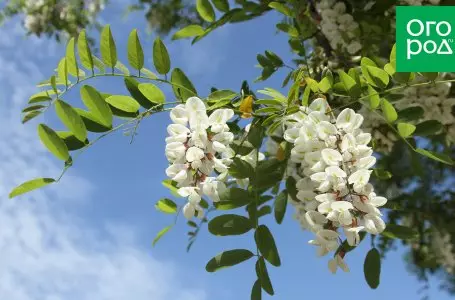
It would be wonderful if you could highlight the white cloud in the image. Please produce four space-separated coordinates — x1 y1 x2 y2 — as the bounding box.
0 22 206 300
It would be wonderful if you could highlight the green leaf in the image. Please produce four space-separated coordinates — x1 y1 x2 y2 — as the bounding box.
127 29 144 71
55 100 87 142
255 225 281 267
208 214 253 236
28 90 56 104
380 99 397 123
301 85 311 106
285 177 297 201
22 105 45 113
397 106 424 122
257 54 270 67
80 85 113 128
365 66 390 89
57 58 68 86
22 111 41 124
66 37 79 77
338 71 360 97
366 85 380 109
276 23 298 38
152 225 173 247
9 178 55 199
414 120 443 136
171 68 197 101
138 83 166 104
105 95 140 113
155 198 178 214
172 25 205 40
255 258 274 295
318 77 332 93
268 2 292 16
206 249 254 272
251 280 262 300
248 124 265 148
305 77 319 92
115 61 130 75
100 25 117 68
229 157 255 179
212 0 229 12
207 89 236 102
364 248 381 289
74 108 112 133
216 188 254 210
124 78 154 109
77 30 93 71
92 55 105 73
414 148 454 165
397 122 416 138
274 190 287 224
265 51 283 67
56 131 88 151
153 37 171 74
37 124 70 161
257 205 272 218
162 179 180 197
197 0 216 22
140 68 158 79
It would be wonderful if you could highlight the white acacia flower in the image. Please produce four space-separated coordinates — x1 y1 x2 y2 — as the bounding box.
328 255 349 274
186 147 205 162
165 164 188 183
364 213 386 234
183 202 204 220
348 169 372 192
304 211 328 231
202 178 226 202
327 201 354 226
170 104 189 125
209 109 234 133
165 142 186 163
344 226 364 246
309 229 340 256
178 187 202 205
321 148 343 166
317 121 338 140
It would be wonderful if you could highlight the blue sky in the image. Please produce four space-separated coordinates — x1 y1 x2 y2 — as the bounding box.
0 1 452 299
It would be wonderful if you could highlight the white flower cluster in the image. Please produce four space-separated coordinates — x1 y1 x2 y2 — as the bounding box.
401 0 440 5
283 99 387 273
397 81 455 144
165 97 234 220
431 229 455 274
316 0 362 55
22 0 105 34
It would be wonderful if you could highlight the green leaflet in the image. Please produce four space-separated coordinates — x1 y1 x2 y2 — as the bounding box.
254 225 281 267
100 25 117 68
37 124 70 161
80 85 113 128
127 29 144 71
9 178 55 199
138 83 166 104
170 68 197 101
172 25 205 40
196 0 216 22
274 190 287 224
65 37 79 78
208 214 253 236
77 30 94 71
105 95 140 113
364 248 381 289
55 100 87 142
155 198 178 214
205 249 254 272
152 225 173 247
153 37 171 74
397 122 416 138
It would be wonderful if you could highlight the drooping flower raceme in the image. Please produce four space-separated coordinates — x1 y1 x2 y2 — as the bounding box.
316 0 362 55
283 98 388 273
165 97 234 219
